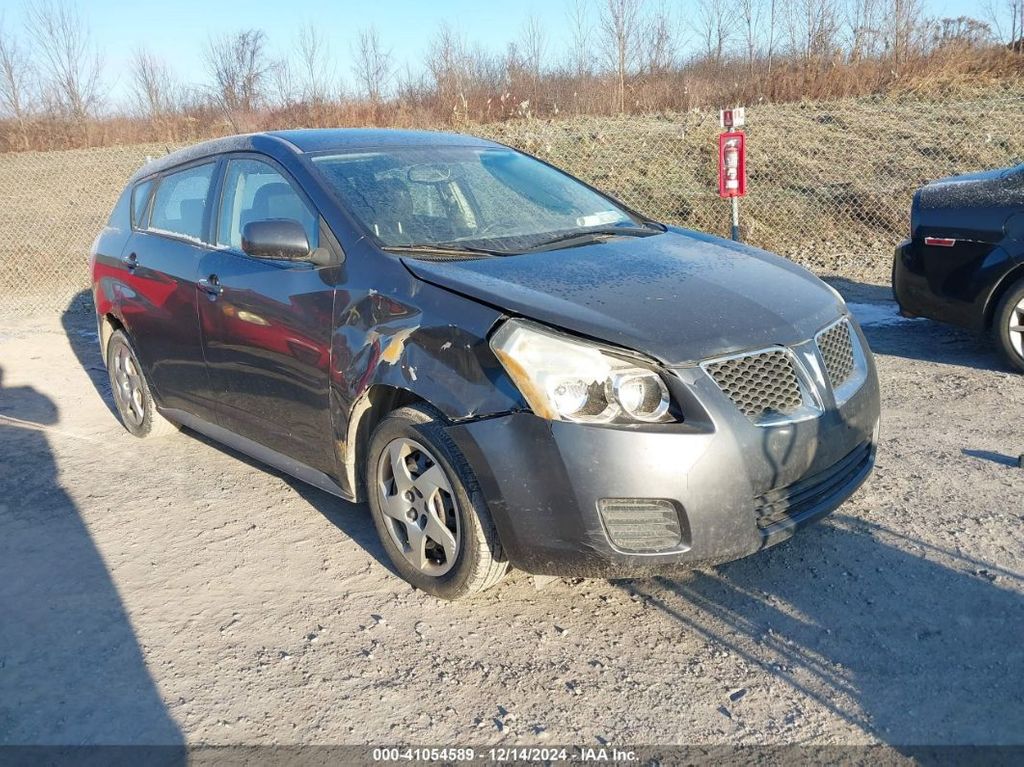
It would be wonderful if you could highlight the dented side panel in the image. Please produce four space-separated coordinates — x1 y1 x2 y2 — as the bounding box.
329 241 526 497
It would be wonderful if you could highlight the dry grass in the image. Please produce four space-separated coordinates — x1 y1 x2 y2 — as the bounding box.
1 84 1021 316
1 46 1021 153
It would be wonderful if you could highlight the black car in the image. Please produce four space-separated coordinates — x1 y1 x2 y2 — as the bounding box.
893 164 1024 370
91 129 879 599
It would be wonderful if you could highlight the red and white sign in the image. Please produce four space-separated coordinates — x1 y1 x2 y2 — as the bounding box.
719 107 746 129
718 131 746 199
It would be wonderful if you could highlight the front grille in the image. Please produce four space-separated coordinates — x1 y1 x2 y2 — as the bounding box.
754 441 873 530
817 319 855 389
598 498 683 552
704 349 804 421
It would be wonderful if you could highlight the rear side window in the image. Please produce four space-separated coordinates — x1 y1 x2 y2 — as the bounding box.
149 163 215 243
131 179 154 228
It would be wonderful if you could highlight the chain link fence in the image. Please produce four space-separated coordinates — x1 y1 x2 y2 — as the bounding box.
2 85 1022 319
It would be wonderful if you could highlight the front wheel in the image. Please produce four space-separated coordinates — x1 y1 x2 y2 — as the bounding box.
366 404 509 599
993 279 1024 373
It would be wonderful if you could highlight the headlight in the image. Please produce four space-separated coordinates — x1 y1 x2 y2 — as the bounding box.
489 318 674 425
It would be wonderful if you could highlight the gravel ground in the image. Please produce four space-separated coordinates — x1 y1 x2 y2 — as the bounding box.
1 280 1022 748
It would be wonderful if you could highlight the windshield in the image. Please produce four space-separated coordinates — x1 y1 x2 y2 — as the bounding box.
310 146 645 254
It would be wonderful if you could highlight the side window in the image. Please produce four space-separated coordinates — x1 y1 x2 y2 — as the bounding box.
149 163 215 242
131 179 154 228
217 159 318 252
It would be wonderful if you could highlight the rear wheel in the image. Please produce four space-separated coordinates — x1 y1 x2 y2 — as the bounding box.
366 404 509 599
993 280 1024 373
106 329 178 438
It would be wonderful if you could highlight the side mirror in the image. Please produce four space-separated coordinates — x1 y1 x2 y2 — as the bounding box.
241 219 310 260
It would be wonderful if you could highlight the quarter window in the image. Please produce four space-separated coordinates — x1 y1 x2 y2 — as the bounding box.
217 159 318 252
131 179 154 228
149 163 215 242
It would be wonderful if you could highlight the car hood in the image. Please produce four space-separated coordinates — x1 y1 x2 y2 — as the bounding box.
403 228 844 366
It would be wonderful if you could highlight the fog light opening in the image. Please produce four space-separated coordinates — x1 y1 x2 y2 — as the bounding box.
597 498 687 553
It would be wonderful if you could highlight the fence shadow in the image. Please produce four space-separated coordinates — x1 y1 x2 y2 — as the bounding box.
0 367 183 746
824 277 1008 372
962 448 1021 468
616 514 1024 745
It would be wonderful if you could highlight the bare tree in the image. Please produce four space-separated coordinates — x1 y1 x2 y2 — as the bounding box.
985 0 1024 47
883 0 925 65
0 18 35 150
520 15 548 83
352 26 392 103
932 16 993 48
298 23 335 103
567 0 593 77
695 0 734 65
129 48 177 119
427 24 469 113
738 0 763 73
0 18 35 133
504 40 526 91
642 2 677 75
271 57 298 108
205 29 273 119
847 0 881 60
599 0 643 112
24 0 103 120
785 0 841 63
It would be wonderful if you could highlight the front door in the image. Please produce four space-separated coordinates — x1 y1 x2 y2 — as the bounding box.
197 156 337 475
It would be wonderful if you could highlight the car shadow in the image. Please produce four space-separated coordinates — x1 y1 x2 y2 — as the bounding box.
614 514 1024 745
0 366 184 748
60 290 399 580
180 428 399 579
61 289 118 419
823 277 1010 372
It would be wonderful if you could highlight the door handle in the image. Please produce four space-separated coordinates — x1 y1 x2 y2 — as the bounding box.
122 252 138 270
198 275 223 299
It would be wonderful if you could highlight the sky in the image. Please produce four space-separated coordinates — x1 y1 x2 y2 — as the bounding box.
0 0 1002 108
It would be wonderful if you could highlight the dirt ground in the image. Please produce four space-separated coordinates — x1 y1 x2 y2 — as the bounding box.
1 279 1022 748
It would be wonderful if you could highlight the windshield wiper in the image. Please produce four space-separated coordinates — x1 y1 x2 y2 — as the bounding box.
523 226 661 253
382 243 501 258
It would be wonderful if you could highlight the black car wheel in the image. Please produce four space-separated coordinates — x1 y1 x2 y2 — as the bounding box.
994 279 1024 373
366 404 508 599
106 329 178 438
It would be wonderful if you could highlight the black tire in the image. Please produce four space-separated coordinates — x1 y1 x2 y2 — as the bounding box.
105 329 178 438
993 279 1024 373
366 404 509 599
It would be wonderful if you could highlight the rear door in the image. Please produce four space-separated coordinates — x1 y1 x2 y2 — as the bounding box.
117 161 218 419
197 155 338 475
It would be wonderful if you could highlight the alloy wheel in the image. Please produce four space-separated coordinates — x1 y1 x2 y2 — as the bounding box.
1009 298 1024 358
376 437 461 576
111 340 146 428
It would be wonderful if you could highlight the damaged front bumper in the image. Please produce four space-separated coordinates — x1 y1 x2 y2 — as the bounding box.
446 352 880 578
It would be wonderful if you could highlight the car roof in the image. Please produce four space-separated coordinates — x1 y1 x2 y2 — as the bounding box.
267 128 498 152
127 128 501 184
